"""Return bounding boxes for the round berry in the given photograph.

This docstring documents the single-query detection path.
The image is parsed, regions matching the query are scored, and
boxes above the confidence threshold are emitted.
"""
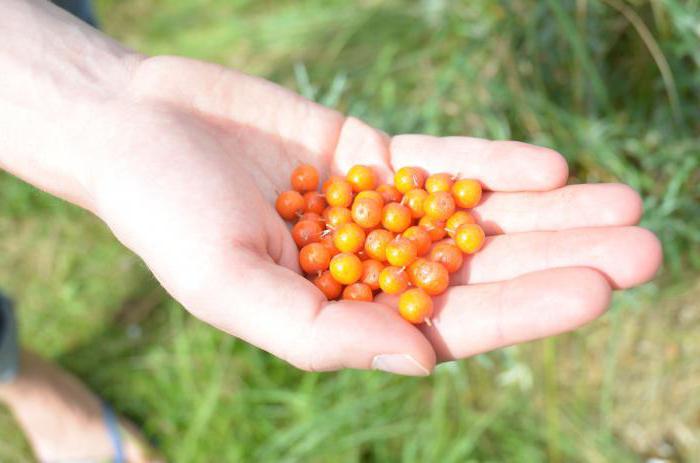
[454,223,485,254]
[313,271,343,300]
[378,266,409,295]
[292,220,323,248]
[355,190,384,207]
[418,216,447,241]
[299,242,331,273]
[276,190,305,221]
[394,166,426,193]
[322,175,345,193]
[408,258,449,296]
[398,288,433,324]
[403,188,428,219]
[377,184,403,203]
[342,283,374,301]
[325,180,354,208]
[452,179,482,209]
[423,191,456,221]
[364,229,395,262]
[323,206,352,229]
[381,203,412,233]
[298,211,324,224]
[320,234,340,257]
[303,191,326,215]
[290,164,319,192]
[402,226,432,256]
[429,242,464,273]
[361,259,384,290]
[385,237,418,267]
[346,165,377,192]
[333,222,366,253]
[351,197,383,229]
[445,210,475,237]
[425,173,455,194]
[330,253,363,285]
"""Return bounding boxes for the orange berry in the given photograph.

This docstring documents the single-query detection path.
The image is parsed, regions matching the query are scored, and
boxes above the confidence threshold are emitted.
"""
[290,164,319,192]
[330,253,363,285]
[394,167,427,193]
[398,288,433,324]
[423,191,456,221]
[320,234,340,257]
[403,188,429,219]
[299,211,324,224]
[454,223,486,254]
[381,203,412,233]
[292,220,323,248]
[346,165,377,192]
[355,190,384,207]
[299,242,331,273]
[364,229,395,262]
[351,197,383,229]
[445,210,475,237]
[313,271,343,300]
[342,283,374,301]
[378,266,409,295]
[408,258,449,296]
[425,173,455,193]
[377,184,403,203]
[452,179,482,209]
[402,226,432,256]
[323,206,352,229]
[429,242,464,273]
[276,190,305,221]
[322,175,345,193]
[325,180,354,208]
[303,191,326,215]
[333,222,366,253]
[418,216,447,241]
[360,259,384,290]
[385,237,418,267]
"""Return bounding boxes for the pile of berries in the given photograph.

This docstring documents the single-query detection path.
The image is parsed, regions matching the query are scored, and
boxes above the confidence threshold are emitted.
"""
[275,164,485,325]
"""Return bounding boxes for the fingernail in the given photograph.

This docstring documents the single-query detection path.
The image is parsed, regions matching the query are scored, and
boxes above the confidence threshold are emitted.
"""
[371,354,431,376]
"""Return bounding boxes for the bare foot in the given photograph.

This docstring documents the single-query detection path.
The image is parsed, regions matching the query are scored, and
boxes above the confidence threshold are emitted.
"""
[0,350,162,462]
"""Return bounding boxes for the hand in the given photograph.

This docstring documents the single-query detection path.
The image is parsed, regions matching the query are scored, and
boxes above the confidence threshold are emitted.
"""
[78,56,661,375]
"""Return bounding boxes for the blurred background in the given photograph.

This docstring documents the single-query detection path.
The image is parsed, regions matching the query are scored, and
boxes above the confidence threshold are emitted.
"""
[1,0,699,461]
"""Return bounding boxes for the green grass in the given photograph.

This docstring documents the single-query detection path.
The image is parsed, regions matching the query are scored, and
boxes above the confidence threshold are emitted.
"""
[1,0,699,461]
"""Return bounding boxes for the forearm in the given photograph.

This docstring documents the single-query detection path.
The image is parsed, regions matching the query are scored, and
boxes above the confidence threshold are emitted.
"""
[0,0,141,209]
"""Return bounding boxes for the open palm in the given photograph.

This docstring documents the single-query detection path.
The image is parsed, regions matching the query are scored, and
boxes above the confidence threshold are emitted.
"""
[89,56,661,375]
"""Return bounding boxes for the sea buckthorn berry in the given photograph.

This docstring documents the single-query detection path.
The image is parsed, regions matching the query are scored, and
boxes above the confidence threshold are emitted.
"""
[418,216,447,241]
[325,180,354,208]
[394,167,426,193]
[454,223,486,254]
[445,210,475,237]
[323,206,352,229]
[330,253,363,285]
[320,234,340,257]
[382,203,412,233]
[378,266,409,295]
[377,184,403,203]
[408,258,449,296]
[385,237,418,267]
[364,229,395,262]
[346,165,377,192]
[303,191,326,215]
[313,271,343,300]
[299,211,324,224]
[423,191,456,221]
[452,179,483,209]
[322,175,345,193]
[429,242,464,273]
[342,283,374,302]
[291,164,319,192]
[333,223,366,253]
[276,190,305,221]
[361,259,384,290]
[403,188,429,219]
[398,288,433,324]
[355,190,384,207]
[402,226,432,256]
[351,197,383,229]
[299,242,331,273]
[292,220,323,248]
[425,173,455,194]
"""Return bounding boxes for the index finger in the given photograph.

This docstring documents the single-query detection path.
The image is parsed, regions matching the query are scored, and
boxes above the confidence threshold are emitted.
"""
[390,135,569,191]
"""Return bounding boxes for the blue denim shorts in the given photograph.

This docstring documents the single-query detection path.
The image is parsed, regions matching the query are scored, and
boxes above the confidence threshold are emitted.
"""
[0,294,18,382]
[53,0,98,27]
